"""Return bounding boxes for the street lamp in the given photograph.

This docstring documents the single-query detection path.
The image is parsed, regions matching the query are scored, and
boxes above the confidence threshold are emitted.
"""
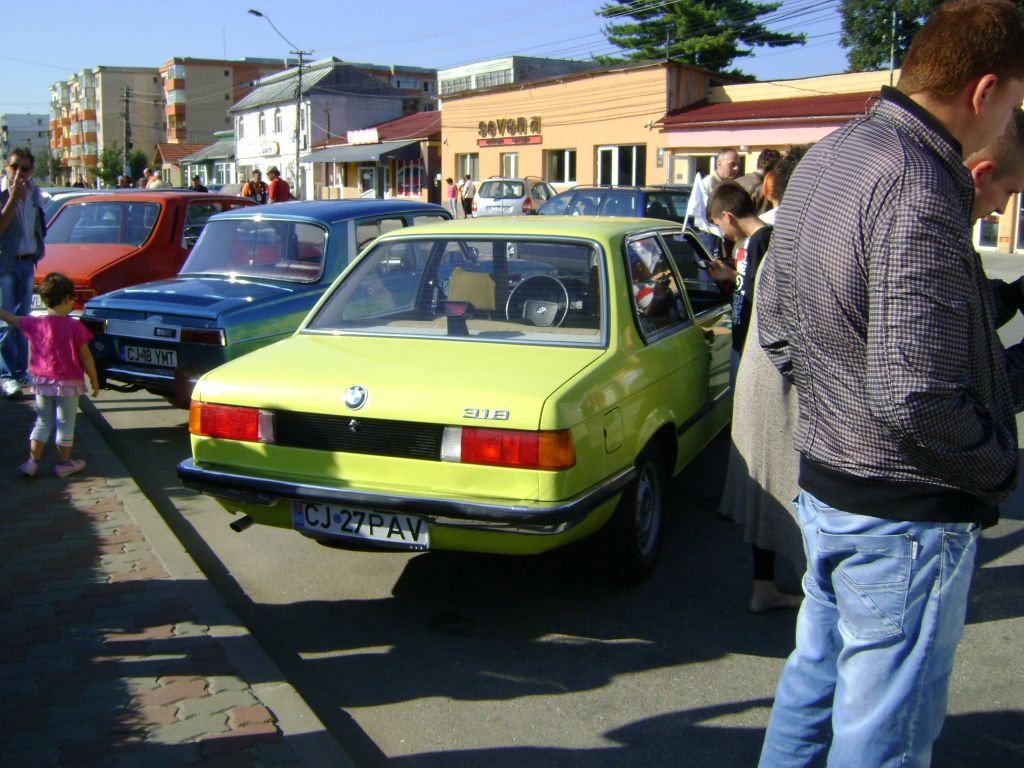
[248,8,312,199]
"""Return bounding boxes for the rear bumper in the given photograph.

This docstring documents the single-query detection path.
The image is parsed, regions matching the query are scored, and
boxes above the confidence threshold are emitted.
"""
[177,457,634,534]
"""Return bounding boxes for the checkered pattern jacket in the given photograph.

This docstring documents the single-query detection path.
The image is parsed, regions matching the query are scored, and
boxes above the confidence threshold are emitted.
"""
[757,87,1024,506]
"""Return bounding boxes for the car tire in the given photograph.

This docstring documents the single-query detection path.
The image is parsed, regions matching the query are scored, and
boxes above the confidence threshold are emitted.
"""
[597,445,665,585]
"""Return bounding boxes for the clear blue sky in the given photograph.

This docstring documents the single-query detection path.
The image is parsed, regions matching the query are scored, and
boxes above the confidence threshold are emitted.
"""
[1,0,848,114]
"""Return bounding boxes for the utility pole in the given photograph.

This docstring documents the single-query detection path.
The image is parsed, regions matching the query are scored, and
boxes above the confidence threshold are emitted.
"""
[248,9,311,200]
[123,86,132,181]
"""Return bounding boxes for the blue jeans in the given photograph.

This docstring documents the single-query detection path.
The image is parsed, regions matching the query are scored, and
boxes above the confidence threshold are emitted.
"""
[759,491,980,768]
[0,259,34,380]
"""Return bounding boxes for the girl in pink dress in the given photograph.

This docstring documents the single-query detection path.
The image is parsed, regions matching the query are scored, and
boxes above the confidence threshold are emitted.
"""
[0,272,99,477]
[446,177,459,218]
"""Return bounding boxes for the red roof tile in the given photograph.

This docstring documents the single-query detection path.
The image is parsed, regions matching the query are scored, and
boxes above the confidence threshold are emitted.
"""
[660,92,879,129]
[369,111,441,141]
[155,143,213,164]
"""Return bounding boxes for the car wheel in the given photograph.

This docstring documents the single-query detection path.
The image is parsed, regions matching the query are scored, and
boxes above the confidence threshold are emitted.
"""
[598,446,665,585]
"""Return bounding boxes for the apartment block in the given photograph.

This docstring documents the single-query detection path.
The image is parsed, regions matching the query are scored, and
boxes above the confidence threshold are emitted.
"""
[161,57,289,144]
[49,66,163,184]
[1,114,50,160]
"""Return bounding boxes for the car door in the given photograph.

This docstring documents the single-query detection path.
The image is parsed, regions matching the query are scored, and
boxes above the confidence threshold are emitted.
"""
[623,232,727,473]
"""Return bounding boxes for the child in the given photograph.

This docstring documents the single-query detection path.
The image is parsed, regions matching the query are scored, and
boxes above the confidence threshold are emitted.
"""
[0,272,99,478]
[705,181,772,360]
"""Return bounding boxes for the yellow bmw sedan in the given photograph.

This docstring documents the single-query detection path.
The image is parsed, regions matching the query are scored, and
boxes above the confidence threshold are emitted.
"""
[178,217,731,583]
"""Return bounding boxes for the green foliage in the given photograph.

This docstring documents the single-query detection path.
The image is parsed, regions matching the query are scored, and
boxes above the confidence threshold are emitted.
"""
[96,144,124,187]
[596,0,804,74]
[840,0,1024,72]
[129,150,148,182]
[840,0,939,72]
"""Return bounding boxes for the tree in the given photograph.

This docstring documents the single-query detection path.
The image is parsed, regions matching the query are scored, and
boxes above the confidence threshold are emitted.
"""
[597,0,804,75]
[840,0,938,72]
[129,150,148,183]
[96,144,124,188]
[840,0,1024,72]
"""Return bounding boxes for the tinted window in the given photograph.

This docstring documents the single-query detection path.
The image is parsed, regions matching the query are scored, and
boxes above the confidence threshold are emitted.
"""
[47,201,160,246]
[183,201,230,248]
[538,191,572,215]
[180,219,328,283]
[599,191,638,217]
[568,190,602,216]
[661,231,726,315]
[645,192,688,222]
[356,217,405,251]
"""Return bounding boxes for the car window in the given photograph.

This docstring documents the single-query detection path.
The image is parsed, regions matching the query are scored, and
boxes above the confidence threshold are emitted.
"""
[179,219,328,283]
[600,191,638,217]
[569,190,602,216]
[479,180,525,199]
[625,235,689,337]
[530,183,553,203]
[644,192,688,222]
[305,237,604,346]
[660,231,727,316]
[538,191,572,215]
[356,217,406,251]
[183,201,230,249]
[46,200,160,246]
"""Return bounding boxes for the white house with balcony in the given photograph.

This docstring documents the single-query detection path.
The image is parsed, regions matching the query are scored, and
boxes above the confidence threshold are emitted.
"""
[231,58,409,199]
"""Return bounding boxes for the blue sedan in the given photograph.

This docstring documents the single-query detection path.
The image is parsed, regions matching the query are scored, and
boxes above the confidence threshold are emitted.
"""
[81,199,451,406]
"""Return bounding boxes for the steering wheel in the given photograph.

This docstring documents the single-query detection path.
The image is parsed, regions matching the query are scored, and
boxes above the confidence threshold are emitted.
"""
[505,275,570,327]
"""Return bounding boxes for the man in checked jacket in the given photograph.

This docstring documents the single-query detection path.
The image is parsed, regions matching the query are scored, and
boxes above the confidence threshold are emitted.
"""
[755,2,1024,766]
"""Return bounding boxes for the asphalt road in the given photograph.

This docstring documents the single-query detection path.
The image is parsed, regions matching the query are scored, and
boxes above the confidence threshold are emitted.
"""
[86,251,1024,767]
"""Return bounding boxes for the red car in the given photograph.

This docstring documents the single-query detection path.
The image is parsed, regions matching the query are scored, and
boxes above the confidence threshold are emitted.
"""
[36,191,256,309]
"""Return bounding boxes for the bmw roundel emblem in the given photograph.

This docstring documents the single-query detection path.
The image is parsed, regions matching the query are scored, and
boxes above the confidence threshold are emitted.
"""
[343,385,368,410]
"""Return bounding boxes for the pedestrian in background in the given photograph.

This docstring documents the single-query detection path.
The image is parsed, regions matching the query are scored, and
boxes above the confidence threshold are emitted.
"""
[459,174,476,218]
[755,2,1024,766]
[137,168,153,188]
[241,169,268,204]
[0,147,46,399]
[147,170,169,189]
[445,177,459,217]
[718,145,810,615]
[0,272,99,479]
[700,148,741,198]
[266,166,290,203]
[737,148,781,215]
[189,175,208,193]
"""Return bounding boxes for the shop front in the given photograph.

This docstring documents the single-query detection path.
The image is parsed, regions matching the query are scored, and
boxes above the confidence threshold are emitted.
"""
[441,61,724,192]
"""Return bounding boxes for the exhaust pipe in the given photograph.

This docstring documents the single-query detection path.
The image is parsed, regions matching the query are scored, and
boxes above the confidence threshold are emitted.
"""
[229,515,254,533]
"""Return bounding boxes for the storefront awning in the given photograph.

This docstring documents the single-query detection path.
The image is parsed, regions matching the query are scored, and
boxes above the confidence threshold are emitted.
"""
[301,139,421,164]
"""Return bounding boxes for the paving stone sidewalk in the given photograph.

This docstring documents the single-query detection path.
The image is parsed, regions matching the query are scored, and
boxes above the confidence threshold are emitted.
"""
[0,395,353,767]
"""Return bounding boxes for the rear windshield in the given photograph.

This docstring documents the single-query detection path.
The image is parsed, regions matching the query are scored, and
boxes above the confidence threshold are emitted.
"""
[305,237,604,347]
[179,219,328,283]
[47,200,160,246]
[478,180,526,199]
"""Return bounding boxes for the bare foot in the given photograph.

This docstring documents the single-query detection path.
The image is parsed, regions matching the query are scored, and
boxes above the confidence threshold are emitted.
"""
[748,582,803,614]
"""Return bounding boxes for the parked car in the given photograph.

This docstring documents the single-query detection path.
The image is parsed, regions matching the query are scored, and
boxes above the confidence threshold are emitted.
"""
[538,185,693,222]
[177,216,731,583]
[472,176,556,216]
[37,191,255,310]
[81,199,451,406]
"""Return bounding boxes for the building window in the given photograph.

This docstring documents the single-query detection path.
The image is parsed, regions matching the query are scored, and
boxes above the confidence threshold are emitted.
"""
[455,153,479,182]
[544,149,576,184]
[395,161,423,197]
[215,161,232,185]
[166,90,185,105]
[274,108,282,133]
[597,144,646,186]
[976,213,1000,249]
[258,111,266,136]
[500,152,518,177]
[440,76,471,95]
[237,116,245,139]
[475,70,512,89]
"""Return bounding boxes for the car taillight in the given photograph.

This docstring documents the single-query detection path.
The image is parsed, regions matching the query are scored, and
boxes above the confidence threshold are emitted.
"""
[441,426,575,470]
[522,198,533,214]
[79,316,106,334]
[471,200,478,213]
[180,327,226,346]
[189,401,275,443]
